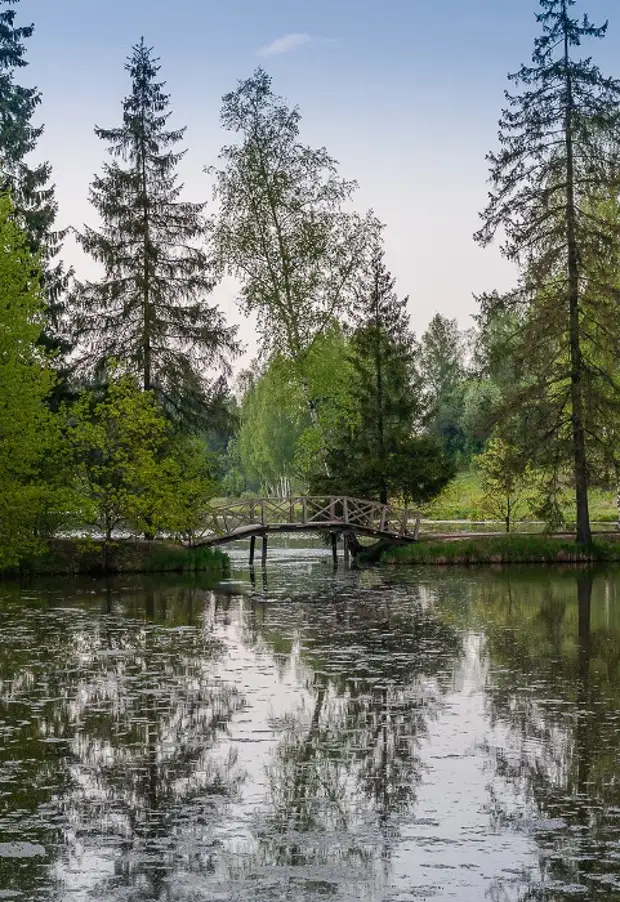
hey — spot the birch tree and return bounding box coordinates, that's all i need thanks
[209,68,380,424]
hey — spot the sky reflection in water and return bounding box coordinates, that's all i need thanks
[1,541,620,900]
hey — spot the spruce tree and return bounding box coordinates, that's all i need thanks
[475,0,620,545]
[348,248,420,504]
[74,38,238,425]
[315,248,452,505]
[0,0,69,362]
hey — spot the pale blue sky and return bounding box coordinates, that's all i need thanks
[17,0,620,365]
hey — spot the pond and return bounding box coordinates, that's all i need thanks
[1,541,620,901]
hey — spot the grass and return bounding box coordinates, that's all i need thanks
[420,469,618,524]
[381,535,620,566]
[13,538,230,578]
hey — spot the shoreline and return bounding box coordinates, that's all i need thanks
[374,535,620,567]
[3,538,230,580]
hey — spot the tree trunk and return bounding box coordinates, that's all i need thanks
[301,377,330,477]
[564,27,592,547]
[140,110,151,393]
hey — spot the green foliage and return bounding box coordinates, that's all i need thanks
[0,193,63,568]
[0,0,69,358]
[74,38,238,425]
[211,68,380,364]
[309,250,453,506]
[17,538,229,577]
[67,373,218,541]
[234,357,308,494]
[154,435,219,542]
[478,438,535,532]
[382,536,620,566]
[226,327,356,494]
[475,0,620,544]
[419,313,468,459]
[389,435,456,507]
[68,374,169,540]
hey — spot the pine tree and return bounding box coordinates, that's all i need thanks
[348,248,420,504]
[0,0,69,364]
[475,0,620,545]
[74,38,238,426]
[314,248,453,505]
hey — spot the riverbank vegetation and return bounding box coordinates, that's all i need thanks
[381,536,620,567]
[2,0,620,572]
[14,540,230,578]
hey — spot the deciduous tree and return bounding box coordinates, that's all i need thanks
[209,68,379,427]
[0,193,61,567]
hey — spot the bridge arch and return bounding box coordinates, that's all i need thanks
[194,496,421,560]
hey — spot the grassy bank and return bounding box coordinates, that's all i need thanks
[380,535,620,566]
[421,470,618,524]
[10,539,230,578]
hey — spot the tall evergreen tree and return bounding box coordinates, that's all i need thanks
[475,0,620,545]
[315,249,452,505]
[0,0,69,362]
[74,38,238,426]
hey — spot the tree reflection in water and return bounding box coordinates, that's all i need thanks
[226,578,463,899]
[4,563,620,901]
[0,580,245,901]
[477,570,620,900]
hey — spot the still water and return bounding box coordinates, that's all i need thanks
[1,541,620,901]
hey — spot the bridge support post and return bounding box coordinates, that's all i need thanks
[249,535,256,567]
[343,533,350,567]
[331,532,338,567]
[261,534,268,568]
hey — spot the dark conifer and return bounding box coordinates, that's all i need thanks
[347,248,421,504]
[314,248,452,506]
[74,39,238,426]
[0,0,69,367]
[475,0,620,545]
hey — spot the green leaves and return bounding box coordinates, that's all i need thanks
[0,193,59,567]
[67,373,218,540]
[210,68,380,361]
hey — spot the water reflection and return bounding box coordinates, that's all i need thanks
[1,557,620,899]
[470,569,620,900]
[0,581,244,900]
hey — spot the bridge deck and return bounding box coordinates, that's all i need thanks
[193,496,421,547]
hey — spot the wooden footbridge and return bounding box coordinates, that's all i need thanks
[193,496,421,565]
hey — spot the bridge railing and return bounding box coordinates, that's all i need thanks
[195,496,421,542]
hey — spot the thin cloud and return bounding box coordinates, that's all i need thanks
[257,33,313,57]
